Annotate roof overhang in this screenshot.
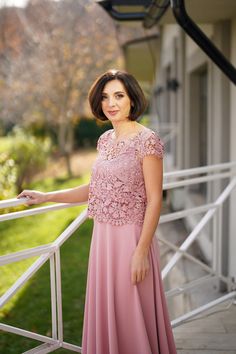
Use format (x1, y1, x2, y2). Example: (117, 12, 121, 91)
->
(161, 0, 236, 24)
(98, 0, 236, 85)
(97, 0, 236, 24)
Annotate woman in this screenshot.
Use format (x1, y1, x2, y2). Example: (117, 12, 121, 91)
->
(17, 70, 177, 354)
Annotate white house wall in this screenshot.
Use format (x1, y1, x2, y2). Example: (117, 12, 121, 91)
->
(152, 18, 236, 280)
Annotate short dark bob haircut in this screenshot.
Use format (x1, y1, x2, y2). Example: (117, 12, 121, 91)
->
(88, 69, 147, 121)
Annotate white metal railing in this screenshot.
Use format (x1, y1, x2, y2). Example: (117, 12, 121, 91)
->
(0, 204, 87, 353)
(0, 161, 236, 352)
(160, 161, 236, 326)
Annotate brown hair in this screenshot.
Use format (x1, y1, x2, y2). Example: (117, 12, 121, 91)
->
(88, 69, 147, 121)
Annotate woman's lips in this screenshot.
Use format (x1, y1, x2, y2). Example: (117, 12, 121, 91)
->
(107, 110, 119, 116)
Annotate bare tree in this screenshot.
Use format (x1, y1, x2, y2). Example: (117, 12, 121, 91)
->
(0, 0, 123, 175)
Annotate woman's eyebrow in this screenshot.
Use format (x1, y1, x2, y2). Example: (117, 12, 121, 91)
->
(102, 91, 126, 95)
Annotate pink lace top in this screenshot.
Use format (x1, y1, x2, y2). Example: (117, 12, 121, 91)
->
(87, 127, 164, 226)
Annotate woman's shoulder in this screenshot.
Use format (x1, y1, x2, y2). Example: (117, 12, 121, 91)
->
(97, 129, 113, 150)
(138, 126, 164, 159)
(99, 129, 113, 139)
(139, 126, 161, 141)
(98, 129, 113, 142)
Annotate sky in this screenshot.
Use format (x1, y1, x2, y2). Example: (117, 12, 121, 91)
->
(0, 0, 61, 7)
(0, 0, 29, 7)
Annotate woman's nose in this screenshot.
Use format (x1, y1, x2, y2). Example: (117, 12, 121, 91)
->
(108, 98, 115, 107)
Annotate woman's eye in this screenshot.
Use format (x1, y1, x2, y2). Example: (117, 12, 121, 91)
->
(101, 94, 124, 101)
(116, 94, 124, 99)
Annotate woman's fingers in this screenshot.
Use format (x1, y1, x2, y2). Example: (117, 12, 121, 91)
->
(16, 191, 32, 205)
(131, 272, 136, 285)
(17, 190, 33, 199)
(131, 272, 137, 284)
(17, 193, 34, 205)
(131, 268, 148, 285)
(17, 190, 45, 205)
(131, 250, 150, 285)
(141, 270, 146, 282)
(17, 190, 27, 198)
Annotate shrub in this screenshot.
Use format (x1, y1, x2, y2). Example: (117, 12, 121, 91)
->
(6, 127, 51, 193)
(0, 152, 17, 200)
(74, 118, 112, 148)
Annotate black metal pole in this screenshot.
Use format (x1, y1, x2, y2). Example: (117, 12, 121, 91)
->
(170, 0, 236, 85)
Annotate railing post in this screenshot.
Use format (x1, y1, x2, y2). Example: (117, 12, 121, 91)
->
(55, 248, 63, 345)
(50, 254, 57, 340)
(212, 205, 222, 291)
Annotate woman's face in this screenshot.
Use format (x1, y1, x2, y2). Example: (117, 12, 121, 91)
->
(101, 79, 132, 122)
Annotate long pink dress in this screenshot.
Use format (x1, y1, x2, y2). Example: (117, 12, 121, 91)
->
(82, 127, 177, 354)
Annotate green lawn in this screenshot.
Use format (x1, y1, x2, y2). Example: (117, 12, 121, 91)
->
(0, 136, 14, 153)
(0, 174, 93, 353)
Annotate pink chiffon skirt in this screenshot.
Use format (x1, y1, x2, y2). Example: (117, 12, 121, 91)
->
(81, 220, 177, 354)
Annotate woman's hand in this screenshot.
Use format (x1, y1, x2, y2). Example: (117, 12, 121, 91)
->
(131, 248, 150, 285)
(17, 190, 48, 205)
(17, 184, 89, 205)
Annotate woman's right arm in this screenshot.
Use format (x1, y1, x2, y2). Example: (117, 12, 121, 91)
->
(17, 184, 90, 205)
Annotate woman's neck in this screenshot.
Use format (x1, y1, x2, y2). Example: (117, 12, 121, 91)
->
(112, 120, 139, 139)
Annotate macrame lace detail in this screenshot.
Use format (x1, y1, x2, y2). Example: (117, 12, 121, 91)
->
(87, 128, 164, 226)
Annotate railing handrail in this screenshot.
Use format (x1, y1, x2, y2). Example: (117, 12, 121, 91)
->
(0, 197, 29, 209)
(1, 161, 235, 212)
(0, 198, 84, 210)
(164, 161, 236, 179)
(0, 201, 85, 222)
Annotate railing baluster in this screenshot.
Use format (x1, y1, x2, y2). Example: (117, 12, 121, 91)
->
(55, 248, 63, 344)
(50, 254, 57, 340)
(161, 177, 236, 280)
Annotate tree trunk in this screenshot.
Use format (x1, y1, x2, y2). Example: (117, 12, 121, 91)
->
(58, 115, 73, 178)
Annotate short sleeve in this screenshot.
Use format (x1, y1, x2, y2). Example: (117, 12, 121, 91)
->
(140, 131, 164, 159)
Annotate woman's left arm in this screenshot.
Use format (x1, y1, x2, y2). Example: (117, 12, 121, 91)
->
(131, 155, 163, 285)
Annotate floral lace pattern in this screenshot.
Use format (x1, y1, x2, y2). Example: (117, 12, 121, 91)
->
(87, 128, 164, 226)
